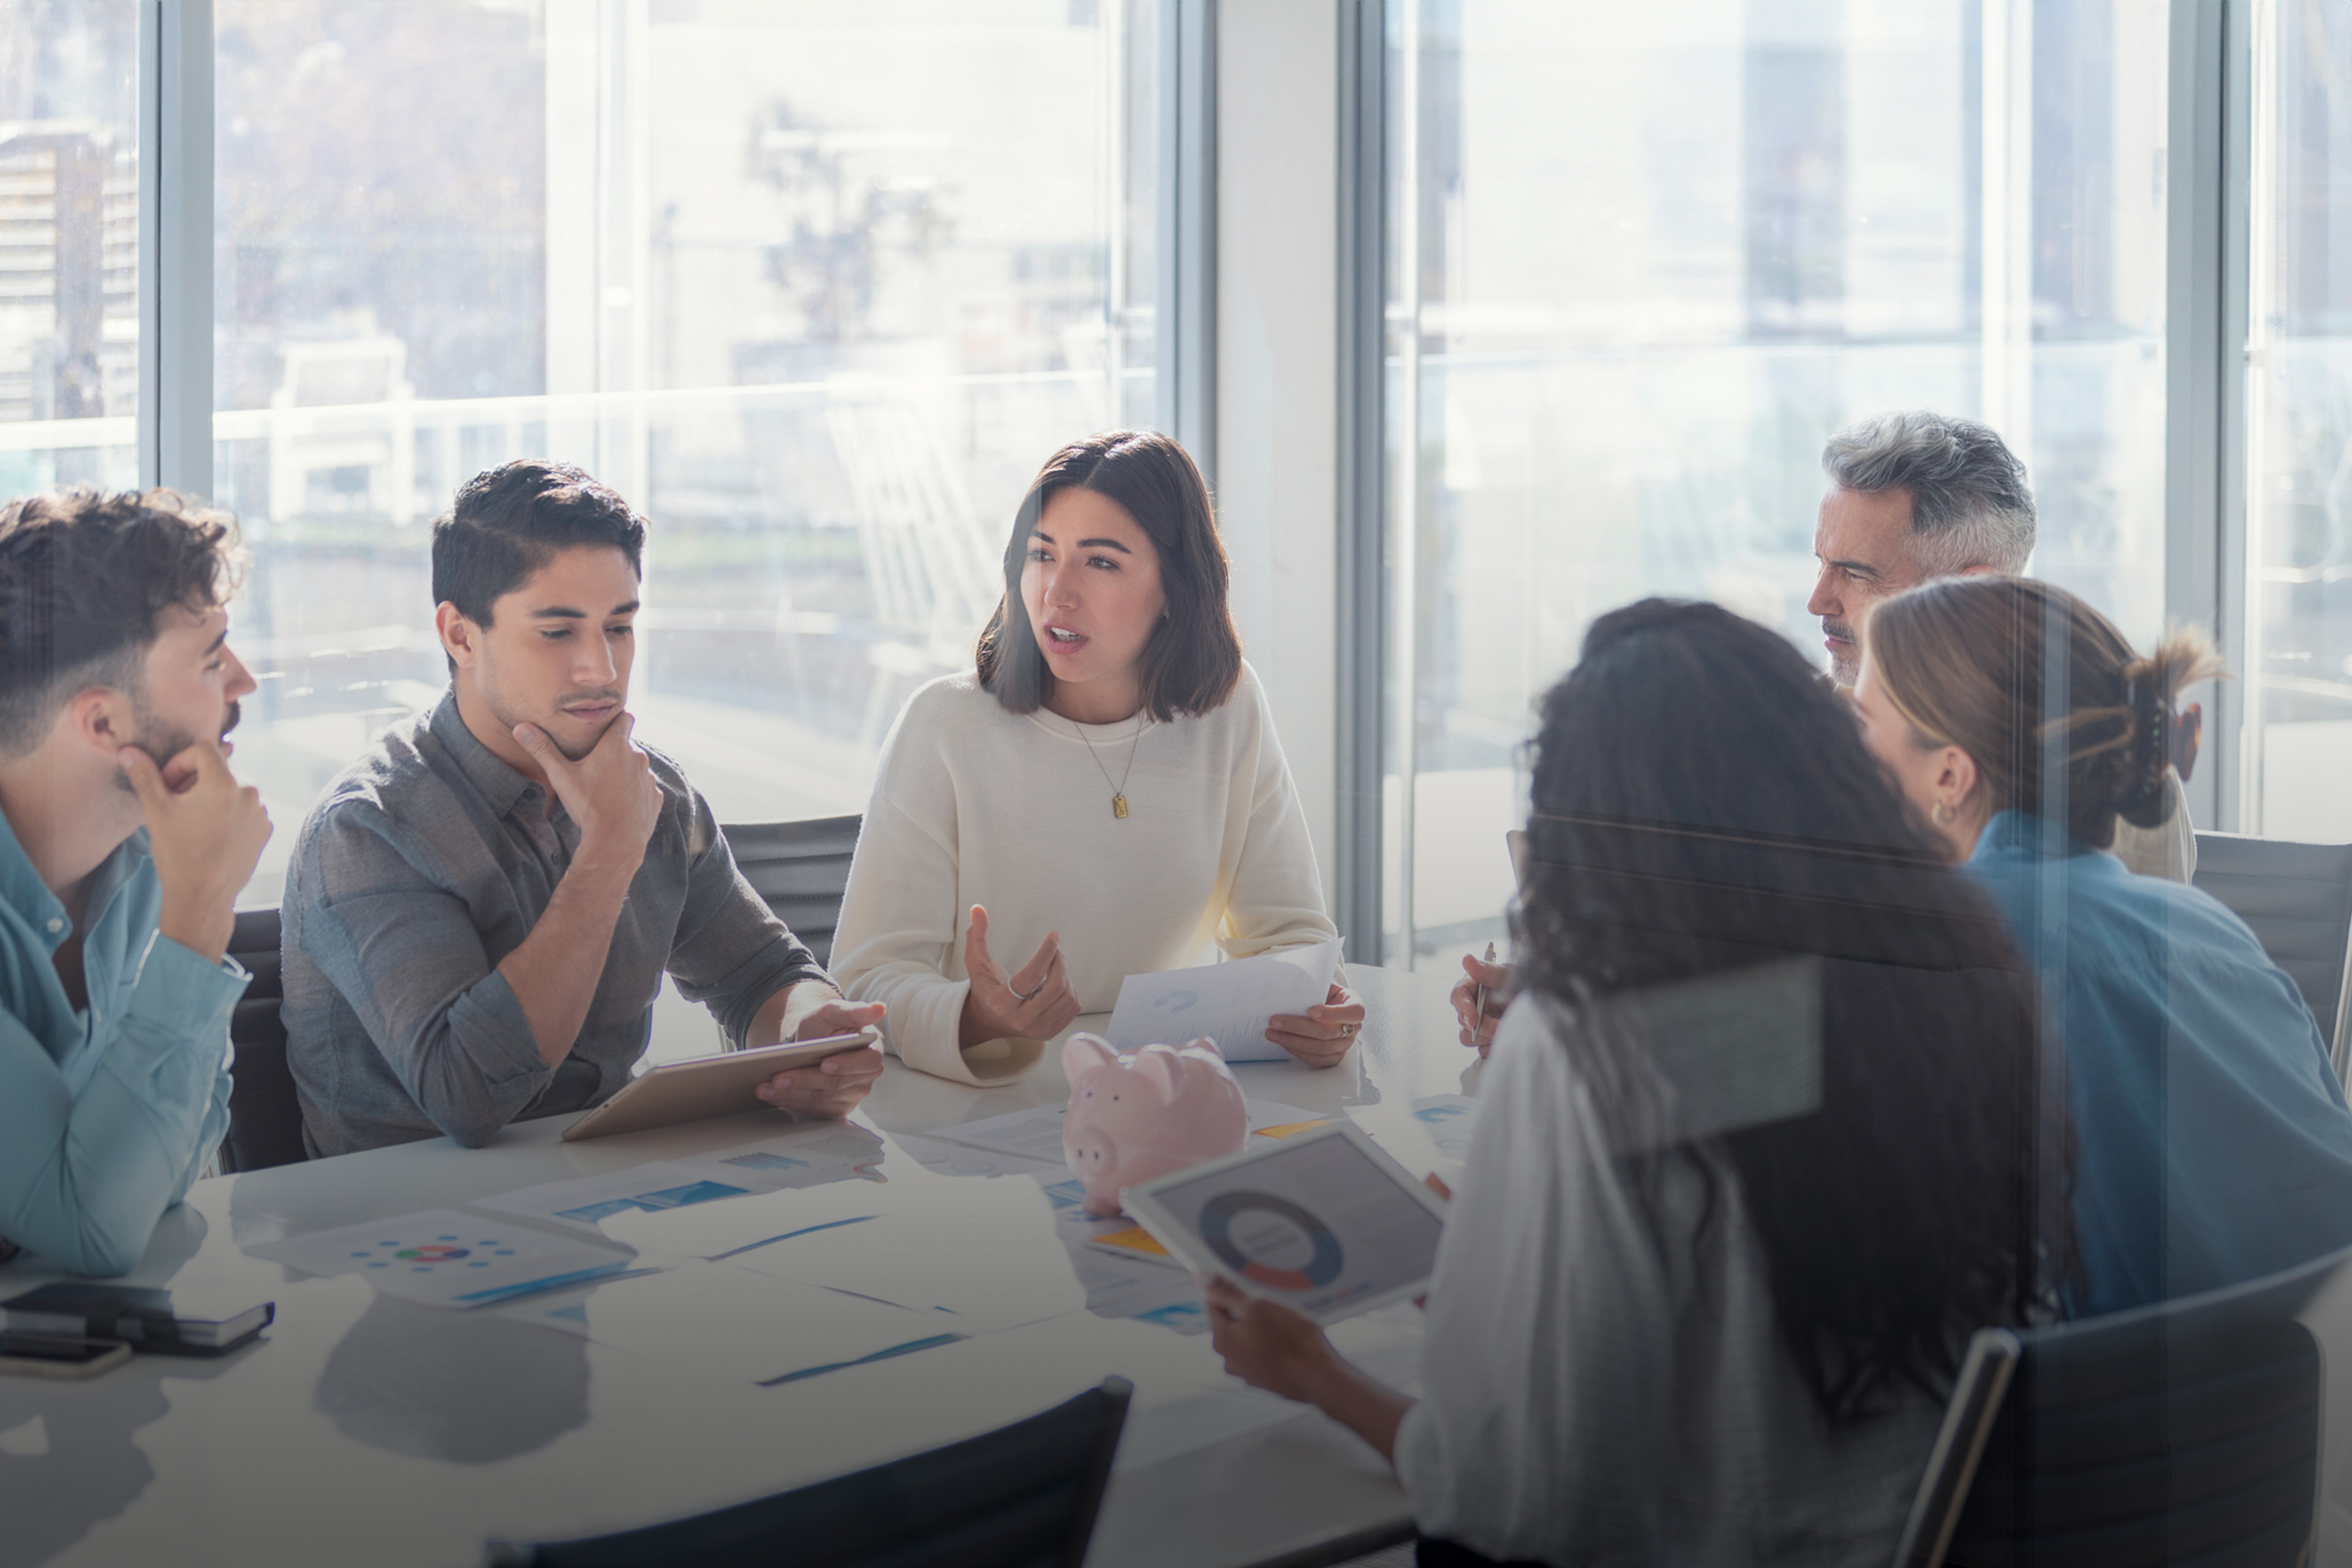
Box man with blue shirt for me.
[283,460,884,1156]
[0,489,272,1276]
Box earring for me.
[1932,802,1957,827]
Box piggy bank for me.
[1061,1033,1249,1217]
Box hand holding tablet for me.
[562,1028,881,1141]
[1121,1121,1447,1325]
[756,999,889,1117]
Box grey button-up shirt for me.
[283,692,827,1156]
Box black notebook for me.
[1,1282,273,1355]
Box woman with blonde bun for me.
[1855,574,2352,1317]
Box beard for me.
[110,698,241,794]
[1822,621,1859,686]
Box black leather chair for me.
[1893,1241,2348,1567]
[2193,831,2352,1085]
[721,815,862,968]
[219,906,309,1174]
[488,1377,1132,1568]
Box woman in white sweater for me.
[831,431,1359,1085]
[1206,600,2071,1566]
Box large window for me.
[1378,1,2171,969]
[2247,0,2352,840]
[0,2,140,495]
[212,0,1164,906]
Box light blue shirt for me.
[0,807,241,1276]
[1967,810,2352,1317]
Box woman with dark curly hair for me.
[1856,573,2352,1316]
[1207,599,2064,1567]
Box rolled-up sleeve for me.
[296,812,546,1148]
[664,785,829,1045]
[0,935,244,1276]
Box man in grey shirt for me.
[284,460,884,1156]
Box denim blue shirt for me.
[1967,810,2352,1316]
[282,692,828,1156]
[0,808,241,1276]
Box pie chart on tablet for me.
[1199,1191,1344,1291]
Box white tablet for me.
[1121,1121,1449,1325]
[560,1030,880,1142]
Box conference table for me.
[1,962,1483,1568]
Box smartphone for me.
[0,1333,133,1380]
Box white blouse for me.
[829,663,1337,1084]
[1396,1000,1944,1566]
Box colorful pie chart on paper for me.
[394,1244,472,1263]
[1198,1191,1344,1291]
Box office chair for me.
[721,815,863,969]
[488,1376,1131,1568]
[1893,1240,2348,1567]
[2192,831,2352,1086]
[219,906,309,1174]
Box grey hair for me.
[1821,411,2037,576]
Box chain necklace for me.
[1074,714,1145,819]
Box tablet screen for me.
[1139,1128,1444,1322]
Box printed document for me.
[1104,940,1341,1063]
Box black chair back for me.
[492,1376,1131,1568]
[1896,1242,2348,1568]
[220,906,309,1174]
[2193,830,2352,1084]
[722,815,862,968]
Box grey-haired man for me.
[1806,409,2196,881]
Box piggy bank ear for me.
[1062,1033,1121,1085]
[1171,1042,1242,1095]
[1127,1044,1182,1102]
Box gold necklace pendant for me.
[1075,713,1144,822]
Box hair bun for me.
[2115,667,2169,820]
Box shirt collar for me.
[429,687,546,821]
[1969,809,2107,866]
[0,802,145,955]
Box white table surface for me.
[0,962,1484,1568]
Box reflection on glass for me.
[0,1,140,496]
[2247,1,2352,839]
[1382,1,2168,967]
[211,0,1161,907]
[315,1295,589,1462]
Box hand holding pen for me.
[1449,941,1510,1057]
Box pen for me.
[1471,941,1496,1035]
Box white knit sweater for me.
[831,664,1338,1084]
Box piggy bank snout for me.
[1066,1126,1121,1170]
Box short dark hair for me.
[431,460,647,629]
[0,488,244,755]
[974,431,1242,720]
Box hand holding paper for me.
[1265,981,1364,1068]
[1105,940,1344,1064]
